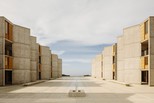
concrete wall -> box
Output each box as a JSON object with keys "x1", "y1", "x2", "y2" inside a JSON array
[
  {"x1": 149, "y1": 17, "x2": 154, "y2": 86},
  {"x1": 117, "y1": 36, "x2": 125, "y2": 82},
  {"x1": 30, "y1": 36, "x2": 38, "y2": 82},
  {"x1": 40, "y1": 46, "x2": 51, "y2": 80},
  {"x1": 0, "y1": 17, "x2": 5, "y2": 85},
  {"x1": 123, "y1": 25, "x2": 141, "y2": 84},
  {"x1": 103, "y1": 46, "x2": 113, "y2": 80},
  {"x1": 58, "y1": 58, "x2": 62, "y2": 78},
  {"x1": 51, "y1": 54, "x2": 58, "y2": 78},
  {"x1": 12, "y1": 25, "x2": 31, "y2": 84},
  {"x1": 91, "y1": 54, "x2": 103, "y2": 79}
]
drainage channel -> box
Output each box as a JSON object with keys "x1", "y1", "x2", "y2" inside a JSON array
[{"x1": 68, "y1": 79, "x2": 86, "y2": 97}]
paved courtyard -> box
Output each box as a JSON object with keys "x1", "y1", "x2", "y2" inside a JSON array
[{"x1": 0, "y1": 77, "x2": 154, "y2": 103}]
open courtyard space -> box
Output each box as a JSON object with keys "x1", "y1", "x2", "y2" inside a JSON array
[{"x1": 0, "y1": 77, "x2": 154, "y2": 103}]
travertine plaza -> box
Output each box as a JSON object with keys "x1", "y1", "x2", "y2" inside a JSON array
[
  {"x1": 0, "y1": 17, "x2": 62, "y2": 86},
  {"x1": 92, "y1": 16, "x2": 154, "y2": 86}
]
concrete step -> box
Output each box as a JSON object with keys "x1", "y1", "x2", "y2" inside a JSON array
[{"x1": 23, "y1": 80, "x2": 46, "y2": 86}]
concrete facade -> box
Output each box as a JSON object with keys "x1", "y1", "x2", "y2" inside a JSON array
[
  {"x1": 103, "y1": 46, "x2": 113, "y2": 80},
  {"x1": 0, "y1": 17, "x2": 62, "y2": 86},
  {"x1": 30, "y1": 36, "x2": 38, "y2": 82},
  {"x1": 91, "y1": 54, "x2": 103, "y2": 79},
  {"x1": 123, "y1": 25, "x2": 141, "y2": 84},
  {"x1": 12, "y1": 25, "x2": 31, "y2": 84},
  {"x1": 92, "y1": 16, "x2": 154, "y2": 86},
  {"x1": 40, "y1": 46, "x2": 51, "y2": 80},
  {"x1": 58, "y1": 58, "x2": 62, "y2": 78},
  {"x1": 51, "y1": 54, "x2": 58, "y2": 78}
]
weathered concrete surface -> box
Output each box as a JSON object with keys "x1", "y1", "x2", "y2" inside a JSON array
[
  {"x1": 91, "y1": 54, "x2": 103, "y2": 79},
  {"x1": 40, "y1": 46, "x2": 51, "y2": 80},
  {"x1": 123, "y1": 25, "x2": 141, "y2": 84},
  {"x1": 51, "y1": 54, "x2": 58, "y2": 78},
  {"x1": 117, "y1": 36, "x2": 125, "y2": 82},
  {"x1": 0, "y1": 77, "x2": 154, "y2": 103},
  {"x1": 12, "y1": 25, "x2": 31, "y2": 84},
  {"x1": 149, "y1": 17, "x2": 154, "y2": 86},
  {"x1": 103, "y1": 46, "x2": 113, "y2": 80},
  {"x1": 58, "y1": 58, "x2": 62, "y2": 78},
  {"x1": 30, "y1": 36, "x2": 38, "y2": 82}
]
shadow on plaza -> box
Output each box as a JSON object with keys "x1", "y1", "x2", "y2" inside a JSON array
[
  {"x1": 0, "y1": 93, "x2": 133, "y2": 103},
  {"x1": 32, "y1": 81, "x2": 103, "y2": 87}
]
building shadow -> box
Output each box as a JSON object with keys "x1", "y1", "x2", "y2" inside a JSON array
[{"x1": 0, "y1": 93, "x2": 134, "y2": 103}]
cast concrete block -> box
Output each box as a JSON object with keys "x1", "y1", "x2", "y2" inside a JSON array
[
  {"x1": 12, "y1": 70, "x2": 30, "y2": 84},
  {"x1": 31, "y1": 71, "x2": 37, "y2": 82}
]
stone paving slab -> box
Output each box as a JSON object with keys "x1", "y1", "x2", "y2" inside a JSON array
[{"x1": 0, "y1": 77, "x2": 154, "y2": 103}]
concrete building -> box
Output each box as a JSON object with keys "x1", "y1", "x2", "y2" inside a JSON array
[
  {"x1": 51, "y1": 54, "x2": 58, "y2": 78},
  {"x1": 117, "y1": 25, "x2": 141, "y2": 84},
  {"x1": 58, "y1": 58, "x2": 62, "y2": 78},
  {"x1": 0, "y1": 17, "x2": 13, "y2": 85},
  {"x1": 13, "y1": 25, "x2": 31, "y2": 84},
  {"x1": 0, "y1": 17, "x2": 62, "y2": 86},
  {"x1": 102, "y1": 46, "x2": 113, "y2": 80},
  {"x1": 92, "y1": 16, "x2": 154, "y2": 86},
  {"x1": 140, "y1": 17, "x2": 154, "y2": 86},
  {"x1": 30, "y1": 36, "x2": 39, "y2": 82},
  {"x1": 112, "y1": 44, "x2": 117, "y2": 80},
  {"x1": 91, "y1": 54, "x2": 103, "y2": 79},
  {"x1": 39, "y1": 46, "x2": 51, "y2": 80}
]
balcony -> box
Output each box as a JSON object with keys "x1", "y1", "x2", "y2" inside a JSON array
[
  {"x1": 141, "y1": 56, "x2": 148, "y2": 70},
  {"x1": 5, "y1": 21, "x2": 13, "y2": 41},
  {"x1": 141, "y1": 21, "x2": 149, "y2": 42}
]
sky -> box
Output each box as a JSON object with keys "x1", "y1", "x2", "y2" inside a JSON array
[{"x1": 0, "y1": 0, "x2": 154, "y2": 76}]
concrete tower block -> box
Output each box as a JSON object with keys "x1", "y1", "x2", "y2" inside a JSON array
[
  {"x1": 12, "y1": 25, "x2": 31, "y2": 84},
  {"x1": 103, "y1": 46, "x2": 113, "y2": 80},
  {"x1": 30, "y1": 36, "x2": 38, "y2": 82},
  {"x1": 40, "y1": 46, "x2": 51, "y2": 80},
  {"x1": 123, "y1": 25, "x2": 141, "y2": 84},
  {"x1": 117, "y1": 36, "x2": 124, "y2": 82},
  {"x1": 58, "y1": 58, "x2": 62, "y2": 78},
  {"x1": 51, "y1": 54, "x2": 58, "y2": 78}
]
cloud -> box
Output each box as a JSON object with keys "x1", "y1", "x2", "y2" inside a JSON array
[
  {"x1": 49, "y1": 40, "x2": 111, "y2": 75},
  {"x1": 1, "y1": 0, "x2": 154, "y2": 75}
]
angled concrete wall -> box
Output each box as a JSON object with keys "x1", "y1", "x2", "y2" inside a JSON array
[
  {"x1": 40, "y1": 46, "x2": 51, "y2": 80},
  {"x1": 0, "y1": 17, "x2": 5, "y2": 85},
  {"x1": 103, "y1": 46, "x2": 113, "y2": 80},
  {"x1": 117, "y1": 36, "x2": 125, "y2": 82},
  {"x1": 149, "y1": 17, "x2": 154, "y2": 86},
  {"x1": 12, "y1": 25, "x2": 31, "y2": 84},
  {"x1": 30, "y1": 36, "x2": 38, "y2": 82},
  {"x1": 91, "y1": 54, "x2": 103, "y2": 79},
  {"x1": 123, "y1": 25, "x2": 141, "y2": 84},
  {"x1": 58, "y1": 58, "x2": 62, "y2": 78},
  {"x1": 51, "y1": 54, "x2": 58, "y2": 78}
]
